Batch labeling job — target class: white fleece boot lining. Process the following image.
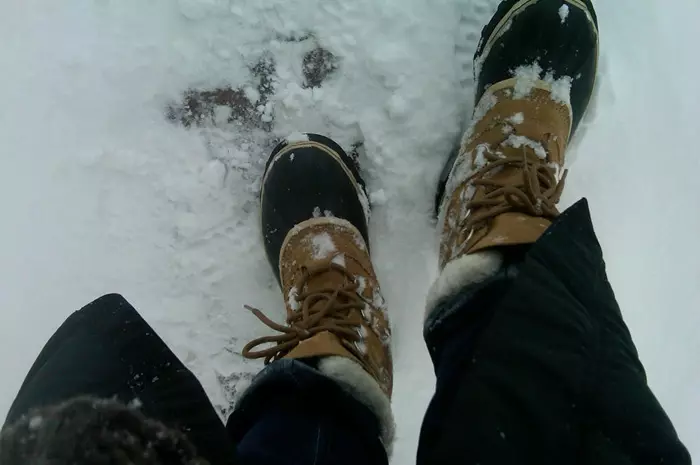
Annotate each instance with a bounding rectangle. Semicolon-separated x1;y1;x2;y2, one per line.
317;356;395;455
425;250;504;320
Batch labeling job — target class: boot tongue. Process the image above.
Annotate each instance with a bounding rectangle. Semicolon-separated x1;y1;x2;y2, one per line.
302;254;350;297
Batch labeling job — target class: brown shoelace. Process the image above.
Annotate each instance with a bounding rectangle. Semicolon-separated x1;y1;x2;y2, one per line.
242;259;369;364
460;140;568;236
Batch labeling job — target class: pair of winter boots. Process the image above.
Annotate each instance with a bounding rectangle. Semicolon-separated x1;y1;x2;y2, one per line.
242;0;599;448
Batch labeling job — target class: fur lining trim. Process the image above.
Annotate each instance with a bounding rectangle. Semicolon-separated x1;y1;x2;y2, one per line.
425;250;503;319
318;356;395;455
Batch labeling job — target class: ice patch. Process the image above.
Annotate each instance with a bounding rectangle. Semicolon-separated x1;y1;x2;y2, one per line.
286;132;309;143
559;4;570;24
503;135;548;159
311;232;337;259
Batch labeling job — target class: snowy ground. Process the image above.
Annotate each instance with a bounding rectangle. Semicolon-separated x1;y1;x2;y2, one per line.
1;0;698;462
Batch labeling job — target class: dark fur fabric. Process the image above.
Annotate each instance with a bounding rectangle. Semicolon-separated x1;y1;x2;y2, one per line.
0;397;209;465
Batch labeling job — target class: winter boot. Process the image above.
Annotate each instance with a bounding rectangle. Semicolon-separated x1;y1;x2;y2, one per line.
242;134;394;441
431;0;598;307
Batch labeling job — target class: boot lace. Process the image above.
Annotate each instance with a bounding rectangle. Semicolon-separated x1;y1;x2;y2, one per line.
242;258;371;364
459;139;568;237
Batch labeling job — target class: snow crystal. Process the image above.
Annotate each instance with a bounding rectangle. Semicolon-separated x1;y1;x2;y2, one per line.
513;62;543;99
370;188;387;205
360;324;370;340
128;398;143;409
387;93;410;120
463;92;498;142
28;416;43;430
475;20;512;79
353;231;368;252
474;144;489;169
311;232;336;259
559;4;570;24
286;132;309;143
243;86;260;104
548;161;564;181
544;72;573;106
503;135;548;159
357;185;372;224
311;207;335;218
355;338;368;355
259;102;273;123
508;112;525;125
287;287;300;311
331;253;346;268
356;275;367;295
213;105;230;126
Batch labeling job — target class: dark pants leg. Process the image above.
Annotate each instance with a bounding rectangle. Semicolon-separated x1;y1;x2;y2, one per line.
417;201;691;465
226;359;387;465
4;294;386;465
3;294;237;465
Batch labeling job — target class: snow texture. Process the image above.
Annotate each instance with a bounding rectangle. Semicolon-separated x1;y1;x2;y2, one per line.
513;62;544;99
544;71;573;106
503;135;549;159
508;112;525;125
1;0;699;462
559;4;570;24
286;131;309;143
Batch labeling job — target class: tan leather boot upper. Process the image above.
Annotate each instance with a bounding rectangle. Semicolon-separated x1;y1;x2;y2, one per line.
439;78;573;269
243;217;393;397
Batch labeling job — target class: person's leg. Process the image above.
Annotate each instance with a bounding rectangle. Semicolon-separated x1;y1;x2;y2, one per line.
227;134;394;465
420;203;690;464
420;0;690;464
227;359;387;465
4;293;237;465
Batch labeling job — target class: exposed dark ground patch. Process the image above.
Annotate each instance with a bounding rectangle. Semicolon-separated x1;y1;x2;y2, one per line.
302;46;339;88
167;54;277;130
167;34;340;130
